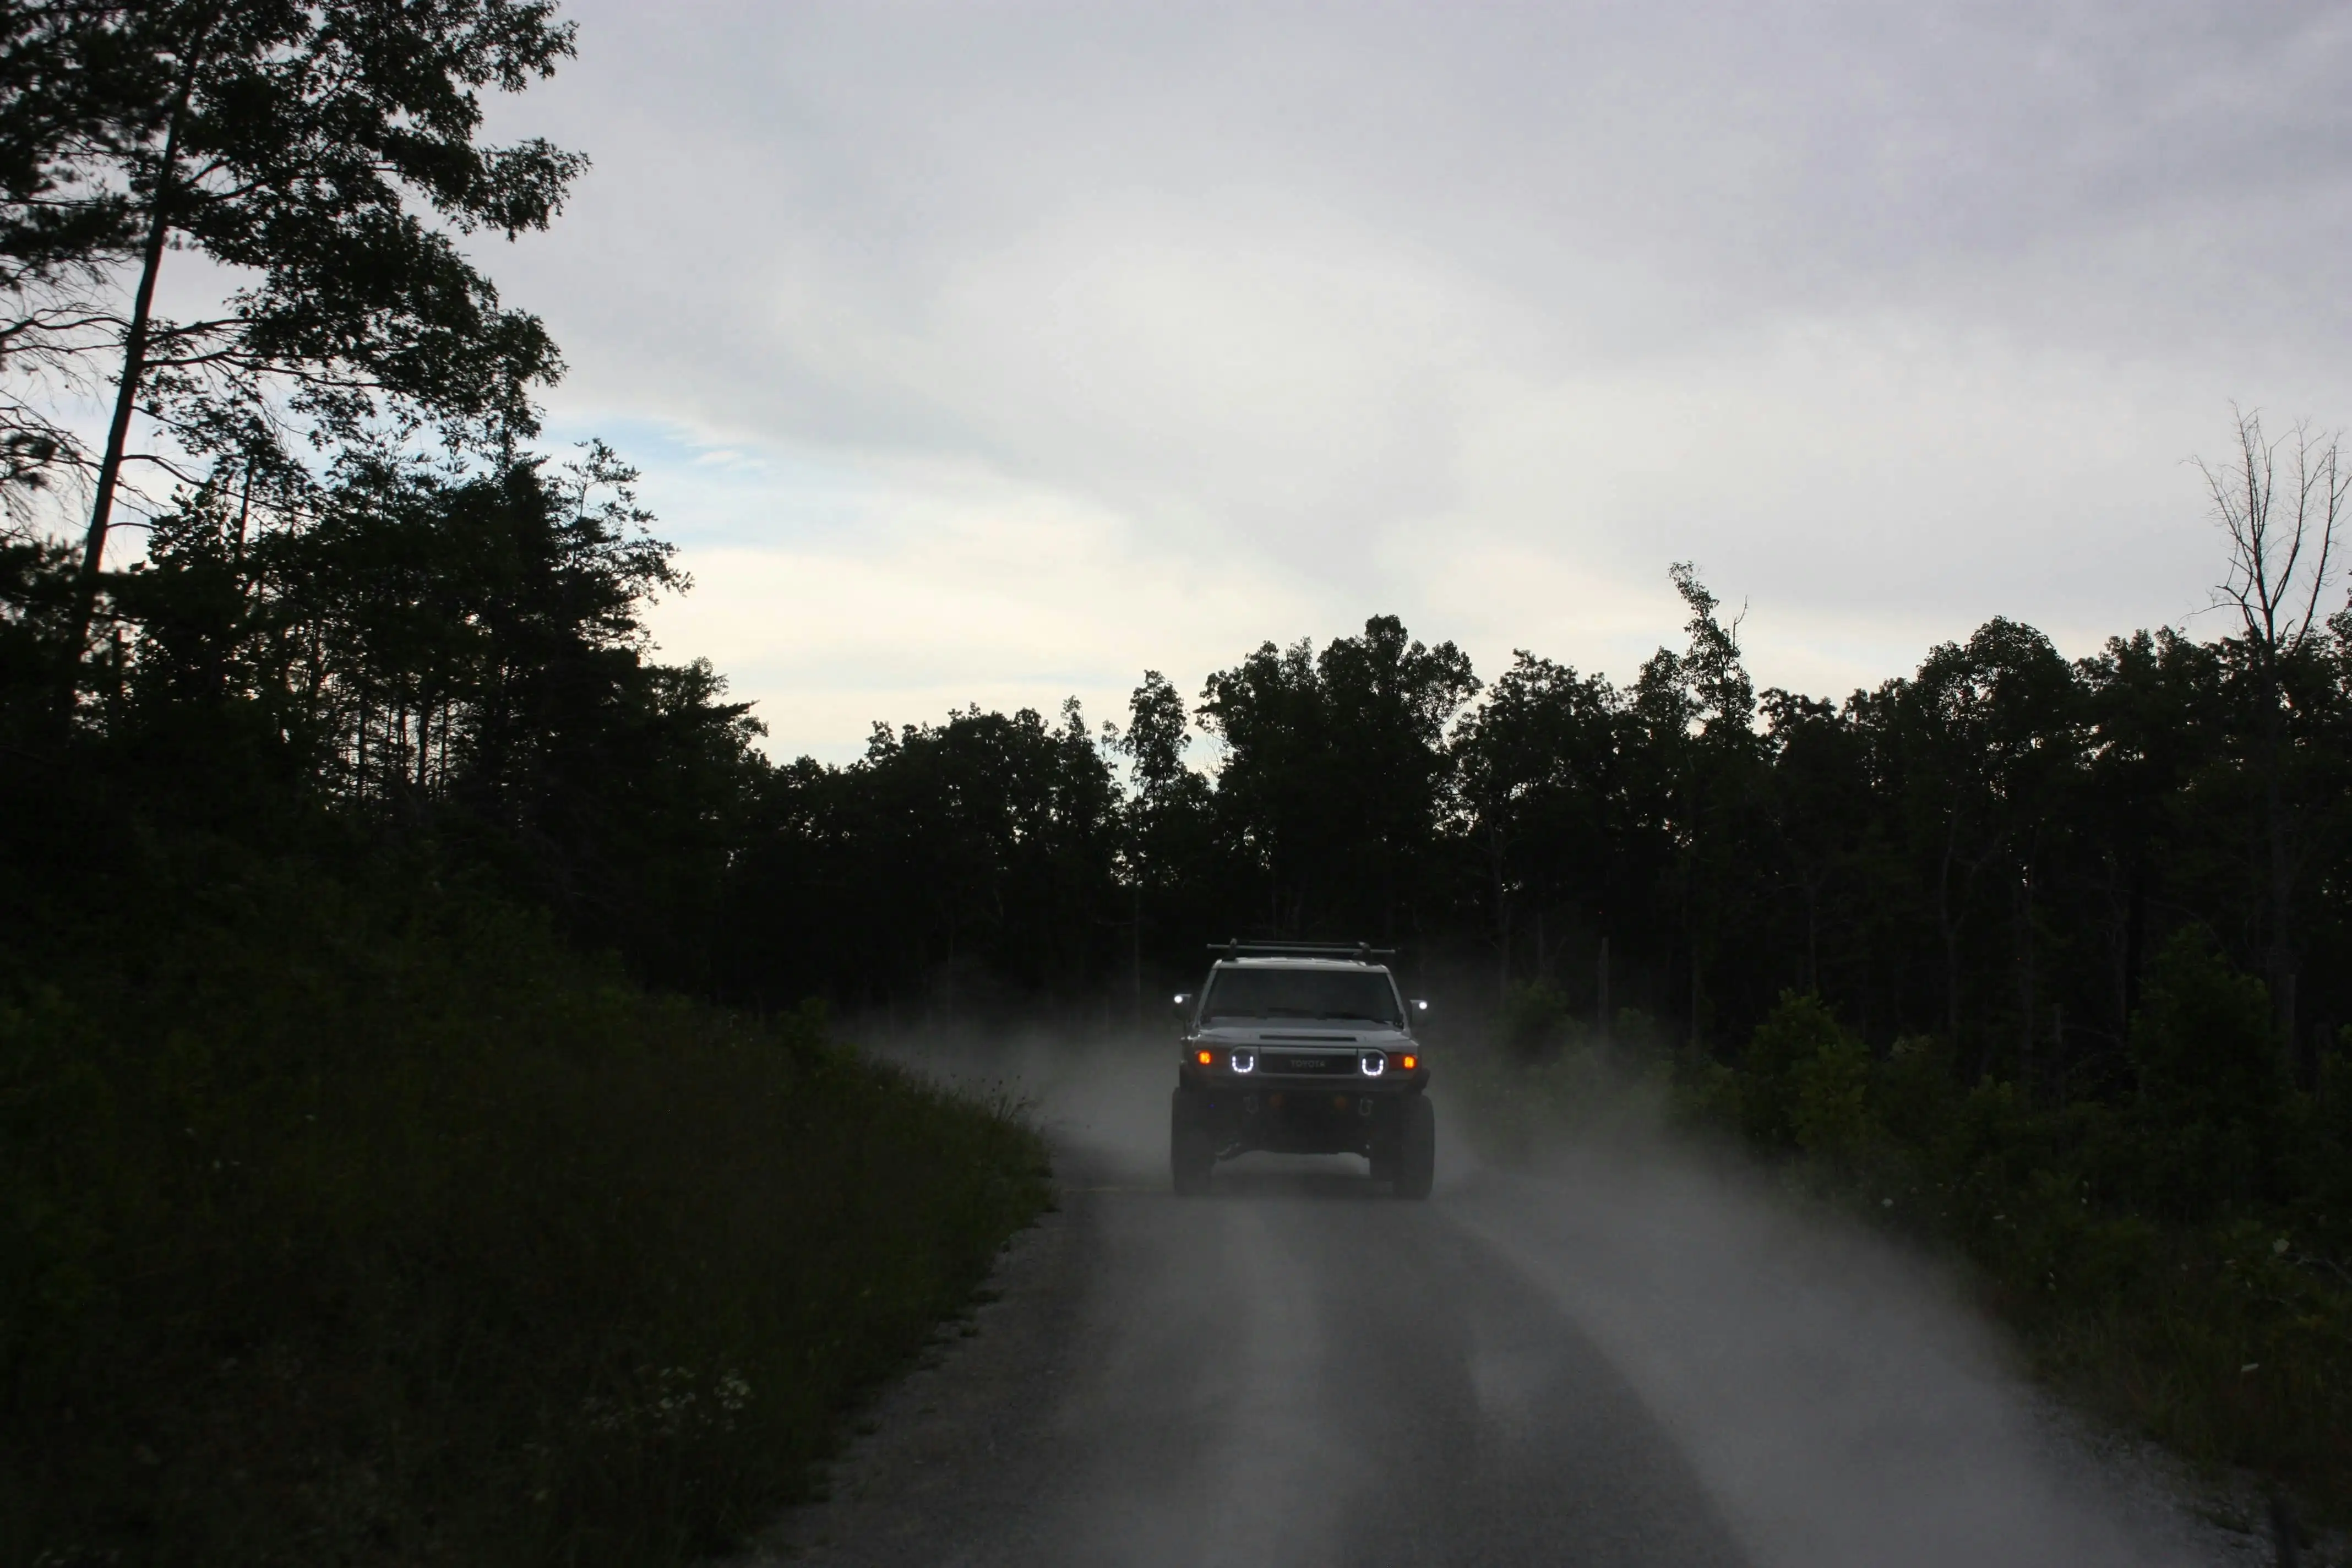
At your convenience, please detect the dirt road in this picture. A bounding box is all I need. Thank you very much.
[756,1047,2258,1568]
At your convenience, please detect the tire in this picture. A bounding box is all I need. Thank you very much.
[1392,1095,1435,1200]
[1170,1090,1215,1196]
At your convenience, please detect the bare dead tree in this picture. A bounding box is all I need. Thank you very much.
[2202,407,2346,667]
[2196,406,2347,1062]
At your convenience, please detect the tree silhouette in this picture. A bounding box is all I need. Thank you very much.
[13,1,585,665]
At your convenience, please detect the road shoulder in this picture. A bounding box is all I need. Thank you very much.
[733,1169,1101,1565]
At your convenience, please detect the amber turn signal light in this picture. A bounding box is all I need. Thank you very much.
[1195,1048,1215,1066]
[1398,1054,1418,1071]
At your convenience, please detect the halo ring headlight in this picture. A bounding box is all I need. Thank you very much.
[1359,1050,1386,1077]
[1231,1050,1256,1074]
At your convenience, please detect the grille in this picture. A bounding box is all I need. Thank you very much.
[1260,1052,1361,1076]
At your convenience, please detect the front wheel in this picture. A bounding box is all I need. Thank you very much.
[1170,1090,1215,1196]
[1392,1095,1435,1200]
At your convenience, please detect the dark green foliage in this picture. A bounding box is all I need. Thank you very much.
[0,14,1067,1565]
[1735,990,1854,1151]
[706,556,2352,1134]
[8,0,582,440]
[2125,929,2288,1215]
[723,699,1125,1016]
[2,0,587,652]
[1500,980,1576,1062]
[0,853,1047,1566]
[1197,615,1479,940]
[1592,954,2352,1520]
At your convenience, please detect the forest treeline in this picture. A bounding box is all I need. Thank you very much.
[33,465,2352,1106]
[729,556,2350,1097]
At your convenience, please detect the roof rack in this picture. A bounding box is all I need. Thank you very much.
[1208,939,1398,961]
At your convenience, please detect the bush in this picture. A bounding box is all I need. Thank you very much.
[1471,951,2352,1523]
[2126,929,2288,1216]
[1500,981,1576,1062]
[1739,990,1866,1152]
[1791,1028,1872,1162]
[0,859,1049,1567]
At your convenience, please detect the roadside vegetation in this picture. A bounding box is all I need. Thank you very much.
[1,854,1048,1565]
[1462,979,2352,1528]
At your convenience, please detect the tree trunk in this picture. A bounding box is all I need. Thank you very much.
[2016,863,2035,1099]
[66,42,206,665]
[1490,825,1511,1006]
[1804,878,1820,994]
[2262,727,2302,1081]
[1938,824,1961,1044]
[2121,859,2146,1037]
[1688,948,1702,1052]
[1597,933,1610,1042]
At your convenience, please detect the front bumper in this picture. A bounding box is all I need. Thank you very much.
[1176,1051,1428,1158]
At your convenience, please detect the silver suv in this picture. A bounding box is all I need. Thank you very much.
[1169,944,1434,1198]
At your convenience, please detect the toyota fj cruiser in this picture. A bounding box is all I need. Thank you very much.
[1169,943,1435,1198]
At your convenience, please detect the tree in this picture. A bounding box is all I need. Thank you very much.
[1453,652,1630,1003]
[11,1,585,661]
[1629,565,1763,1048]
[0,4,150,516]
[1111,669,1212,1019]
[1881,619,2079,1076]
[2197,407,2347,1053]
[1757,688,1864,997]
[1200,616,1477,940]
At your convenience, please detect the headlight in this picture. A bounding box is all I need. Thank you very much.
[1358,1050,1386,1076]
[1231,1050,1256,1074]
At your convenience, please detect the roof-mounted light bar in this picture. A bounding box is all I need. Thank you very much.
[1208,938,1400,960]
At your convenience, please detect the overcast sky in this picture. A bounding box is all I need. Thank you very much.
[480,1,2352,761]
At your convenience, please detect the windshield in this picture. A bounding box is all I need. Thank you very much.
[1200,967,1402,1026]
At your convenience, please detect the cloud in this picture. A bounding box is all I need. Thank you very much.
[482,0,2352,755]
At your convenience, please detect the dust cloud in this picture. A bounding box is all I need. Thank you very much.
[844,1019,2262,1568]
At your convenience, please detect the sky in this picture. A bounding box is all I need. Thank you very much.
[475,0,2352,763]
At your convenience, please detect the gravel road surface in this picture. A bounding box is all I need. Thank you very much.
[753,1045,2268,1568]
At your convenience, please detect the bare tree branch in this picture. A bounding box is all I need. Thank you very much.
[2199,405,2346,672]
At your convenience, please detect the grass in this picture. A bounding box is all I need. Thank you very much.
[0,856,1050,1566]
